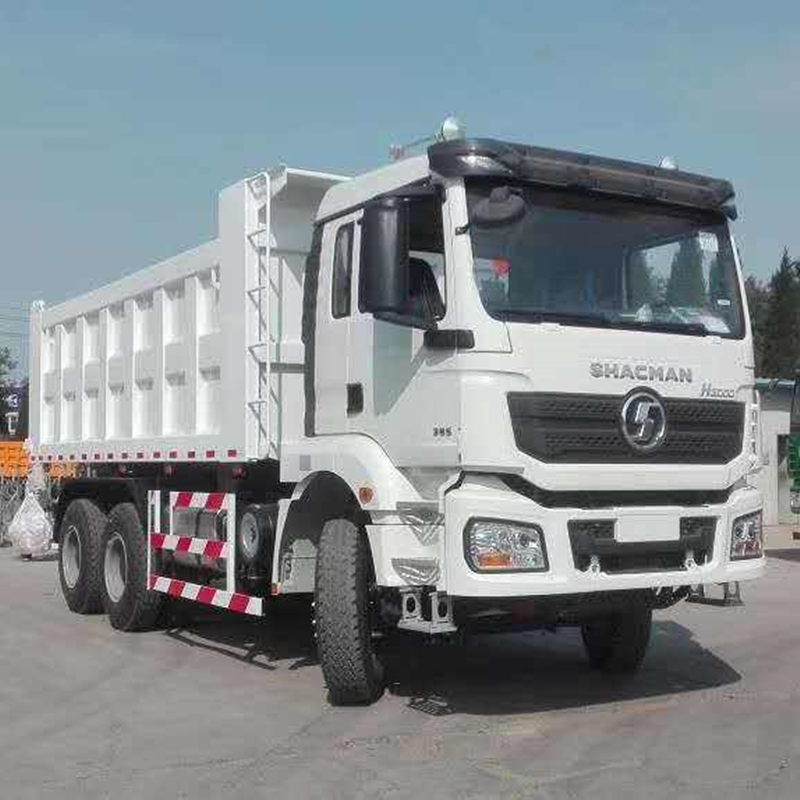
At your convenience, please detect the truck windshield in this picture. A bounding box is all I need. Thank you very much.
[466,180,745,338]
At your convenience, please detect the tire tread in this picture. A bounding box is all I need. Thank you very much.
[103,503,163,631]
[315,518,384,705]
[58,499,106,614]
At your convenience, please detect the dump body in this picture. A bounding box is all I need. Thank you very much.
[28,169,345,465]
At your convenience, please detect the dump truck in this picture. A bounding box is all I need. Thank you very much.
[29,123,765,704]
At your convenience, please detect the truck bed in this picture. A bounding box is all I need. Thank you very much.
[29,167,346,465]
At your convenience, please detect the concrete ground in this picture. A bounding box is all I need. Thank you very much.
[0,528,798,800]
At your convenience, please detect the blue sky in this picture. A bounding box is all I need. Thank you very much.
[1,1,798,377]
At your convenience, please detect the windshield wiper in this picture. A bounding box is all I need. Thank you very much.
[491,308,709,336]
[492,308,614,326]
[610,319,709,336]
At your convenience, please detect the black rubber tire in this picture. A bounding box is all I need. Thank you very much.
[314,518,385,705]
[58,499,106,614]
[581,600,653,673]
[101,503,164,631]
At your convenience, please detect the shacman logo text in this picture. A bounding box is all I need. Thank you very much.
[590,362,693,383]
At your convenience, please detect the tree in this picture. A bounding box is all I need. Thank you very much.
[0,347,15,393]
[760,248,800,378]
[744,275,770,376]
[627,250,657,308]
[666,238,706,307]
[707,256,728,306]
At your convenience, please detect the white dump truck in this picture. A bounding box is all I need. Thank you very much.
[29,122,765,704]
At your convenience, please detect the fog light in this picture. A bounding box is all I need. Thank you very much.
[730,511,763,560]
[465,519,548,573]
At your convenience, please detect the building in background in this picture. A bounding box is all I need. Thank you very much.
[0,382,28,441]
[753,379,794,526]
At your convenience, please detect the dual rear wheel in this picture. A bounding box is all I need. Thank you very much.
[58,500,163,630]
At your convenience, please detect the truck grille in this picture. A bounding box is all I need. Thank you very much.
[568,516,716,574]
[508,392,744,464]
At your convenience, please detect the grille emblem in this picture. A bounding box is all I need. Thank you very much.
[621,391,667,452]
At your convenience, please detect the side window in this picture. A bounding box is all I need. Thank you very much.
[332,223,354,319]
[407,196,446,321]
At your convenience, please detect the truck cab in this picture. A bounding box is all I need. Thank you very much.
[300,137,763,601]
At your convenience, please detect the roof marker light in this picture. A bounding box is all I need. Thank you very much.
[390,115,466,160]
[440,116,465,142]
[659,156,679,170]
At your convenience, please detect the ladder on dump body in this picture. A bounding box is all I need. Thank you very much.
[147,490,263,616]
[244,173,271,459]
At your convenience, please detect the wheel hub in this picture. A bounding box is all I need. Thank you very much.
[62,525,82,589]
[104,532,128,603]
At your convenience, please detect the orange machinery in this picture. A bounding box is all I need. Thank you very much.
[0,441,78,480]
[0,441,28,479]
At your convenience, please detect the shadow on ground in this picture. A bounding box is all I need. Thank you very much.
[160,600,740,716]
[160,597,318,672]
[384,620,740,716]
[767,548,800,564]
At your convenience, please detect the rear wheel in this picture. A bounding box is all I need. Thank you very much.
[101,503,163,631]
[58,499,106,614]
[581,599,652,673]
[314,518,385,705]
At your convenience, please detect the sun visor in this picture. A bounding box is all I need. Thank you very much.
[428,138,735,212]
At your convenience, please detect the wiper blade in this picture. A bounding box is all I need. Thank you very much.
[493,308,613,326]
[610,319,709,336]
[492,308,709,336]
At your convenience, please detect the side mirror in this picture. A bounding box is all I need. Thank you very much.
[359,196,409,315]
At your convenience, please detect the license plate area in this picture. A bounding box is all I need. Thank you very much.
[616,514,679,543]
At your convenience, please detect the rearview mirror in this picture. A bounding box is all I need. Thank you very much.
[471,186,527,228]
[359,196,409,315]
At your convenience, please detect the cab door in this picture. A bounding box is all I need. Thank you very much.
[313,213,360,434]
[346,192,460,467]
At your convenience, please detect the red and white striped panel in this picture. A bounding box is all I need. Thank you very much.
[149,575,263,616]
[171,492,229,511]
[150,534,228,559]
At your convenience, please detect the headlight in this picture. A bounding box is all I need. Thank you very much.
[730,511,763,560]
[465,518,548,573]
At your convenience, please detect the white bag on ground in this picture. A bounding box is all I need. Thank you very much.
[8,493,52,556]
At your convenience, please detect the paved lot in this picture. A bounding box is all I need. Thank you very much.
[0,529,798,800]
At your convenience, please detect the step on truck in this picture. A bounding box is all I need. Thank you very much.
[29,120,765,704]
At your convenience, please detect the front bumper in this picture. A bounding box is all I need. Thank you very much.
[443,475,764,597]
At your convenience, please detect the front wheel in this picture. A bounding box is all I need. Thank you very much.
[581,600,652,673]
[314,518,385,705]
[101,503,164,631]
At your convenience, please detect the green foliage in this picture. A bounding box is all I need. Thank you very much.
[627,250,656,307]
[746,248,800,378]
[0,347,16,393]
[707,256,727,305]
[759,248,800,379]
[744,275,770,377]
[666,238,707,307]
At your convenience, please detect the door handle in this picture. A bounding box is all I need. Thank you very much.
[347,383,364,416]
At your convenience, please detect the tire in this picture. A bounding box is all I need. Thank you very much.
[58,499,106,614]
[314,518,385,705]
[581,600,652,673]
[101,503,164,631]
[238,504,275,571]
